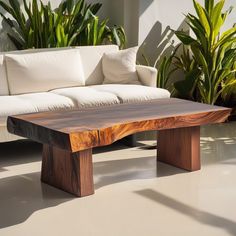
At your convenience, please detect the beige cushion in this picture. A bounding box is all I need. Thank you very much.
[91,84,171,103]
[0,55,9,95]
[0,96,36,118]
[5,50,85,95]
[18,92,75,112]
[0,125,25,143]
[0,93,75,142]
[77,45,119,85]
[0,93,75,143]
[4,45,119,86]
[0,92,74,118]
[102,47,141,85]
[136,65,157,87]
[51,86,120,108]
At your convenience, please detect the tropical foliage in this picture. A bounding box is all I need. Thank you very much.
[174,0,236,105]
[173,45,201,100]
[0,0,126,49]
[155,46,179,90]
[140,43,178,92]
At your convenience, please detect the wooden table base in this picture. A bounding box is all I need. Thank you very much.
[41,145,94,197]
[41,126,201,197]
[157,126,201,171]
[8,99,230,197]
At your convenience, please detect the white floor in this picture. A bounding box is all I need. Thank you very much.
[0,122,236,236]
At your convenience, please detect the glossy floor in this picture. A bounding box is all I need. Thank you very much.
[0,122,236,236]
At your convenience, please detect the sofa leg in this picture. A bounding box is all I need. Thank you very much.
[119,134,137,147]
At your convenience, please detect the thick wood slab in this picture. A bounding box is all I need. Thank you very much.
[157,126,200,171]
[6,99,232,197]
[41,145,94,197]
[7,98,231,152]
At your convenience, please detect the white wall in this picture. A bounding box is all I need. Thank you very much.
[138,0,236,63]
[0,0,236,54]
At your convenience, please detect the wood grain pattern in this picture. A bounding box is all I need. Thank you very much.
[7,98,232,197]
[7,98,231,152]
[157,126,200,171]
[41,145,94,197]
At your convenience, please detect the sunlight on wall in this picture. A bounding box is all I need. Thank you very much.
[0,0,236,52]
[138,0,236,63]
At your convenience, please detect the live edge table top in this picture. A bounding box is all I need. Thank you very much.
[7,98,231,153]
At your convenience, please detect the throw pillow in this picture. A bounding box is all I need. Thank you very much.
[102,47,141,85]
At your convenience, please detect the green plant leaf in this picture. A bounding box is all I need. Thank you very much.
[191,43,209,77]
[214,27,236,50]
[173,0,236,105]
[211,0,225,40]
[193,0,211,36]
[0,1,14,16]
[175,31,196,45]
[7,33,23,49]
[0,0,126,49]
[174,66,201,99]
[205,0,214,15]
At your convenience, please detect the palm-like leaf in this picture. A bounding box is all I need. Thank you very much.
[174,0,236,105]
[0,0,126,49]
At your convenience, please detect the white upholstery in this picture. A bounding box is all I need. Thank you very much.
[0,92,74,143]
[0,125,24,143]
[0,92,75,143]
[0,45,172,143]
[103,47,140,85]
[3,45,119,86]
[0,92,74,121]
[91,84,170,103]
[0,96,37,117]
[51,87,120,108]
[77,45,119,85]
[0,54,9,95]
[0,96,37,143]
[5,50,85,95]
[16,92,75,112]
[136,65,157,87]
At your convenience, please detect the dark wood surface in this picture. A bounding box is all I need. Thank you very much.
[158,126,201,171]
[7,98,231,152]
[7,98,231,197]
[41,145,94,197]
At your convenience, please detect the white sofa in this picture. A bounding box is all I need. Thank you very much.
[0,45,170,143]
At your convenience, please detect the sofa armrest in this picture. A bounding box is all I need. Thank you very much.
[136,65,157,87]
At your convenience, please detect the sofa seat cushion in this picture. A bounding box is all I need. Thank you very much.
[50,87,120,108]
[0,125,25,143]
[0,92,74,122]
[90,84,171,103]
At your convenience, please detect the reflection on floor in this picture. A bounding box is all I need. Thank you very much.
[0,122,236,236]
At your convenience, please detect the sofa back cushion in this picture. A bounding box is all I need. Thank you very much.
[76,45,119,85]
[102,47,140,85]
[5,49,85,95]
[0,54,9,95]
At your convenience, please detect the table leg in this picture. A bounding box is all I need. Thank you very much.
[41,144,94,197]
[157,126,200,171]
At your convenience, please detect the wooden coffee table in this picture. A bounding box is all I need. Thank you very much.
[7,98,231,197]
